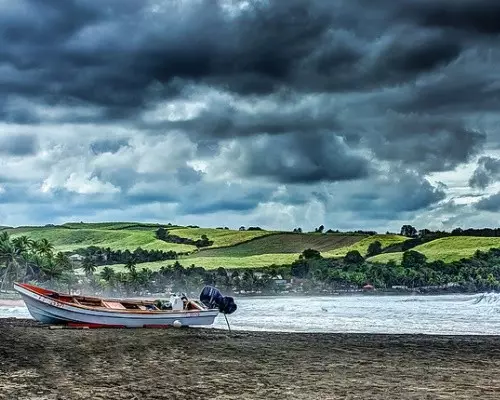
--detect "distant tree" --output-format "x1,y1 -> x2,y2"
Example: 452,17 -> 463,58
239,226 -> 246,231
291,259 -> 310,279
300,248 -> 322,260
315,225 -> 325,233
401,250 -> 427,269
81,256 -> 97,276
293,227 -> 302,233
344,250 -> 364,265
155,227 -> 168,241
400,225 -> 417,238
418,229 -> 431,237
54,252 -> 72,272
124,259 -> 137,273
100,266 -> 116,283
366,241 -> 382,257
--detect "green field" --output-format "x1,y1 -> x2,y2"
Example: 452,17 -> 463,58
369,236 -> 500,264
8,228 -> 195,253
322,234 -> 408,258
96,253 -> 301,273
168,227 -> 274,248
11,221 -> 500,270
3,224 -> 273,253
196,233 -> 367,257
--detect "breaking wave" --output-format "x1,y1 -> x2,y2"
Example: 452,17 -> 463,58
471,292 -> 500,305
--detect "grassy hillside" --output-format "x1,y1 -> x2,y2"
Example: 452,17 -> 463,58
4,224 -> 273,253
96,253 -> 301,273
168,227 -> 273,248
195,233 -> 367,257
369,236 -> 500,264
322,234 -> 408,258
8,228 -> 195,253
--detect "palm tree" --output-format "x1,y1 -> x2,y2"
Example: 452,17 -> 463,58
81,256 -> 97,277
54,252 -> 72,272
59,271 -> 79,294
41,259 -> 64,282
100,266 -> 116,283
33,238 -> 54,259
12,236 -> 37,279
0,235 -> 26,290
124,259 -> 137,274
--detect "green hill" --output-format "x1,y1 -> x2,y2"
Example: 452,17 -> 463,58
167,227 -> 274,248
3,224 -> 274,253
369,236 -> 500,264
99,233 -> 405,271
8,228 -> 195,253
96,253 -> 301,273
195,233 -> 367,257
322,234 -> 408,258
3,222 -> 415,270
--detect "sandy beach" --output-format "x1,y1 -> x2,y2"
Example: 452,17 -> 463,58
1,319 -> 500,399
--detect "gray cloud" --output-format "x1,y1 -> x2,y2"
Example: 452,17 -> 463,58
90,139 -> 129,155
469,157 -> 500,189
327,171 -> 447,218
403,0 -> 500,35
0,134 -> 38,156
1,0 -> 500,229
220,133 -> 371,184
475,192 -> 500,212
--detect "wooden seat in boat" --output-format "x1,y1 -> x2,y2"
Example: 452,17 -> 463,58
102,301 -> 127,309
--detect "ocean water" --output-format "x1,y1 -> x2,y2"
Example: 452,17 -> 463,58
3,293 -> 500,335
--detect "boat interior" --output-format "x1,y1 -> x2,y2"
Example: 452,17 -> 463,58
17,283 -> 205,312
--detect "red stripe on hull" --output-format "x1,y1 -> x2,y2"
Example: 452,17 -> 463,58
66,323 -> 127,329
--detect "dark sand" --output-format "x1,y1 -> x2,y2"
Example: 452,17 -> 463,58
1,319 -> 500,399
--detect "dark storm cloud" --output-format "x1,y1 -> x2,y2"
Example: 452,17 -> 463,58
403,0 -> 500,35
1,0 -> 498,189
175,181 -> 271,215
168,94 -> 341,139
229,133 -> 370,184
183,199 -> 260,215
0,134 -> 38,156
0,0 -> 471,113
475,192 -> 500,212
368,114 -> 486,172
90,139 -> 128,155
469,157 -> 500,189
333,172 -> 446,216
175,167 -> 203,185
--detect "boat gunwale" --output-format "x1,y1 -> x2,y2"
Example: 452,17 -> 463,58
14,283 -> 217,315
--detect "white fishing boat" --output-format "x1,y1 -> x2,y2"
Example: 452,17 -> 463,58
13,283 -> 236,328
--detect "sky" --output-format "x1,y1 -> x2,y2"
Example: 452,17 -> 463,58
1,0 -> 500,232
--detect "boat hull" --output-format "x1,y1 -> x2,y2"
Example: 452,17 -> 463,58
14,283 -> 219,328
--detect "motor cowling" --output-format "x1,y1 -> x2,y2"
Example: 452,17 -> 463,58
199,286 -> 237,315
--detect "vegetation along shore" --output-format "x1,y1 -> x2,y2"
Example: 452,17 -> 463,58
3,222 -> 500,296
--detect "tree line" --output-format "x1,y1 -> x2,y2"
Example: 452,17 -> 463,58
74,246 -> 180,265
155,228 -> 213,248
4,231 -> 500,297
0,232 -> 75,292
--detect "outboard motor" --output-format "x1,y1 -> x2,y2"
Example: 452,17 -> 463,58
200,286 -> 237,315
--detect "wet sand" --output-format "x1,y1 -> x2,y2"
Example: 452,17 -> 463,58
1,319 -> 500,399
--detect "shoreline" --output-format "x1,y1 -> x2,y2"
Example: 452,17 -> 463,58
3,317 -> 500,337
1,318 -> 500,399
1,287 -> 491,301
